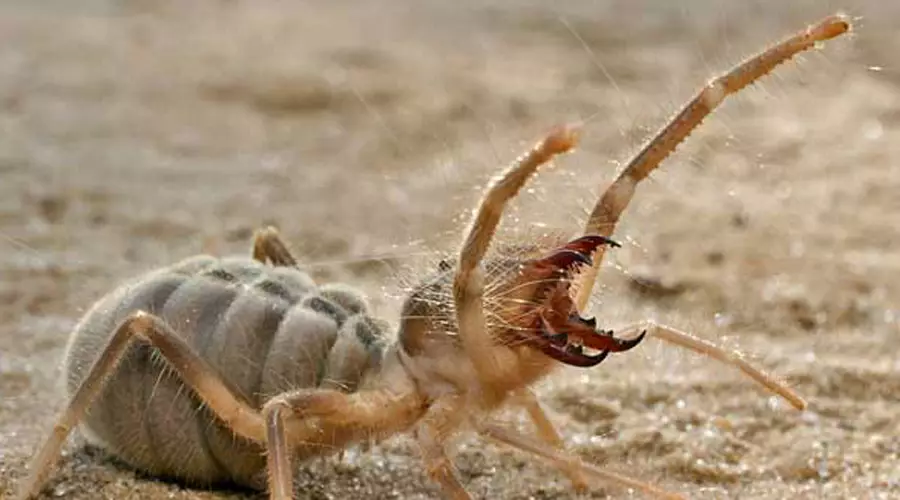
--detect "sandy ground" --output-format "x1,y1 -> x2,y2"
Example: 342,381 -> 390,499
1,1 -> 899,499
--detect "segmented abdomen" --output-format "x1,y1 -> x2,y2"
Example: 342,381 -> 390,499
63,255 -> 386,488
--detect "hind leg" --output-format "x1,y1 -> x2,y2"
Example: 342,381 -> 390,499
252,226 -> 298,267
16,311 -> 267,500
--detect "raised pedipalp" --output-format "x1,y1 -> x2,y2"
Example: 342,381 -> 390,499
574,14 -> 852,312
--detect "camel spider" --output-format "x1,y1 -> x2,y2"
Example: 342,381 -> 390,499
16,13 -> 850,500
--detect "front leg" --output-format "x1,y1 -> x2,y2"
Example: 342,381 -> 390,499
476,420 -> 683,500
615,321 -> 806,410
514,389 -> 588,492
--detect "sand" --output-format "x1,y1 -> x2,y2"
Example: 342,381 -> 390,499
1,1 -> 898,499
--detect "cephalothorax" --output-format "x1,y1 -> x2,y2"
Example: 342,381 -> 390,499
17,14 -> 850,500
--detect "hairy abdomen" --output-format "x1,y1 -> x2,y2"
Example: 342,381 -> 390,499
63,256 -> 385,488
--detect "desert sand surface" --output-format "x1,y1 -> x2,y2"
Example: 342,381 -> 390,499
1,1 -> 899,499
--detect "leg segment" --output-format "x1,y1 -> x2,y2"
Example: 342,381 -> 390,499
414,395 -> 471,500
617,321 -> 806,410
264,403 -> 295,500
16,311 -> 266,500
453,126 -> 580,389
476,420 -> 684,500
252,226 -> 299,267
574,15 -> 851,310
261,386 -> 425,500
514,389 -> 588,491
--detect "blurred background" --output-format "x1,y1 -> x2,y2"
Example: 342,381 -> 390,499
1,1 -> 898,499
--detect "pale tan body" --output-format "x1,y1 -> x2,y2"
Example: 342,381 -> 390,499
16,14 -> 850,500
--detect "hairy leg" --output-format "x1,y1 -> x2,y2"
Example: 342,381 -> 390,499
453,126 -> 580,390
261,386 -> 425,500
252,226 -> 299,267
16,311 -> 266,500
476,420 -> 683,500
414,395 -> 471,500
574,15 -> 851,309
514,389 -> 588,491
615,321 -> 806,410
